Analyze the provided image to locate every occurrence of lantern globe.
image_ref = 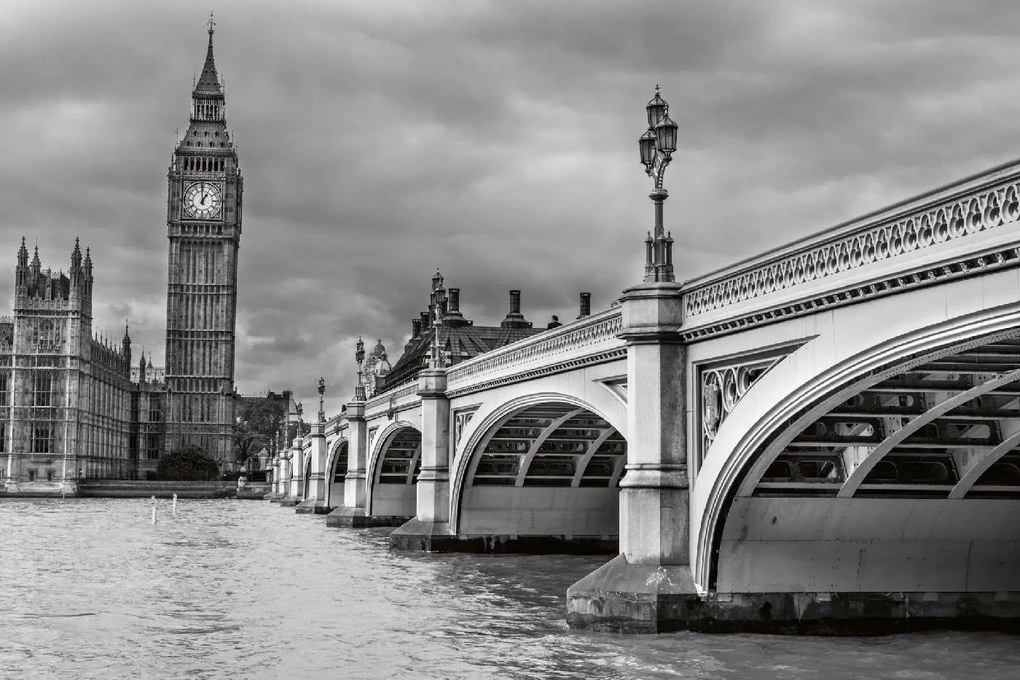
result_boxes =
[655,113,678,154]
[646,90,667,129]
[639,128,657,166]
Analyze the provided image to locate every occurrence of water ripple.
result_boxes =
[1,499,1018,679]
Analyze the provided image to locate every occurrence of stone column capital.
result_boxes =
[345,401,366,420]
[417,367,448,398]
[618,281,685,344]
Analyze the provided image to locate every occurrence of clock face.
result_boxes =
[183,181,223,220]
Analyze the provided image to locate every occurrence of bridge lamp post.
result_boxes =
[354,337,366,401]
[317,377,326,423]
[638,85,679,283]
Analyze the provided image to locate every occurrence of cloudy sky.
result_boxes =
[2,0,1019,415]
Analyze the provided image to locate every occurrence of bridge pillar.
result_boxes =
[296,422,330,514]
[274,450,292,504]
[326,402,372,527]
[280,438,303,506]
[567,281,699,633]
[265,455,283,501]
[391,368,454,550]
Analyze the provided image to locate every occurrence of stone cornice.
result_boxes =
[680,244,1020,343]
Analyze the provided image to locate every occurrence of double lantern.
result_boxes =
[637,86,679,283]
[638,86,679,181]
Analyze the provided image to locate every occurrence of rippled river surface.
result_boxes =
[1,499,1018,679]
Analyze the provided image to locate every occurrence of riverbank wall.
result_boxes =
[0,481,272,499]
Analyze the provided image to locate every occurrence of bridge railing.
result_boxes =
[445,306,625,396]
[680,159,1020,338]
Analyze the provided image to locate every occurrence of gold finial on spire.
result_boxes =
[208,12,216,35]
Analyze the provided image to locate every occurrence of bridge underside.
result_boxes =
[326,441,347,511]
[703,334,1020,630]
[371,427,422,522]
[569,330,1020,633]
[458,402,624,552]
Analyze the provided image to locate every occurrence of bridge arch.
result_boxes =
[452,392,626,545]
[324,437,348,508]
[366,420,422,519]
[697,304,1020,595]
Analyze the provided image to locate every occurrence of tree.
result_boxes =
[233,395,287,466]
[157,445,219,481]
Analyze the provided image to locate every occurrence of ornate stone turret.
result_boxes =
[122,322,132,367]
[30,245,41,279]
[15,237,28,292]
[69,238,83,289]
[362,339,392,399]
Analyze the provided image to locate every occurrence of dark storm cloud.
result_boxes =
[2,0,1020,413]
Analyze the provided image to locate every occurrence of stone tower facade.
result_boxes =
[164,23,243,467]
[2,240,136,491]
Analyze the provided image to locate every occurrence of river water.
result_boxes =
[0,499,1016,679]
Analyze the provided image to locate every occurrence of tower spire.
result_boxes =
[194,13,222,97]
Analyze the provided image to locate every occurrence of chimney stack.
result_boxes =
[578,292,591,319]
[501,289,531,329]
[412,317,422,337]
[445,287,468,327]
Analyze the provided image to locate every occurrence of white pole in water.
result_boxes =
[151,496,157,525]
[172,493,177,516]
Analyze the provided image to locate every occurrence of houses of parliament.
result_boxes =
[1,24,243,490]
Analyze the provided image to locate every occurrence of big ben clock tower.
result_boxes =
[165,17,242,467]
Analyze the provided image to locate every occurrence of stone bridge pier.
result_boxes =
[280,437,303,507]
[296,422,329,514]
[565,281,700,631]
[391,368,452,548]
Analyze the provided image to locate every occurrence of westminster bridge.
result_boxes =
[269,155,1020,633]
